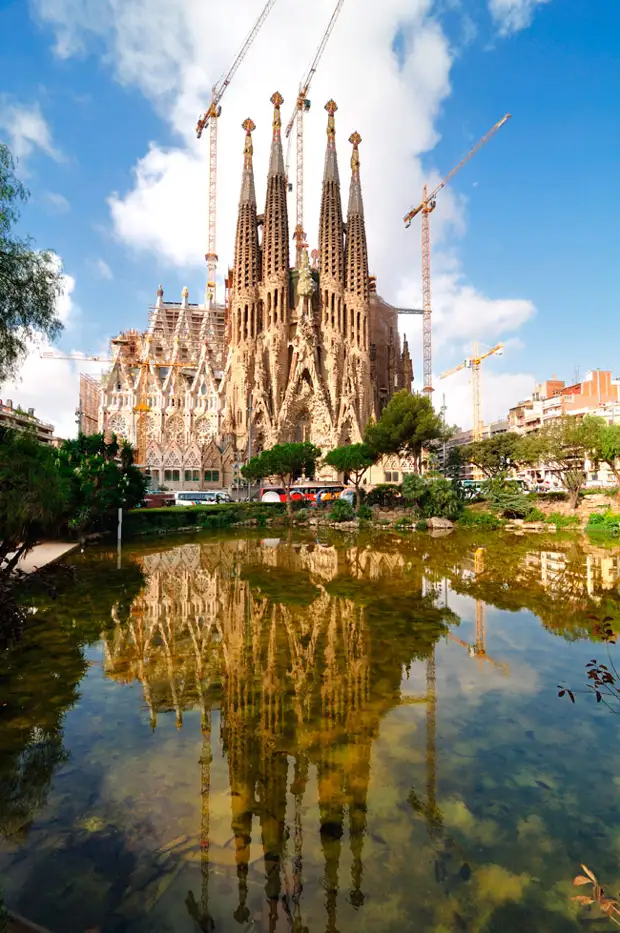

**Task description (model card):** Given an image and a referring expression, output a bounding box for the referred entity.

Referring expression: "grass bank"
[124,502,286,537]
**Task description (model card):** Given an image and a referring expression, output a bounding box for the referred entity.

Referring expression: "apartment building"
[0,398,58,445]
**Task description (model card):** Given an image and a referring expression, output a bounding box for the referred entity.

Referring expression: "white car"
[174,490,231,506]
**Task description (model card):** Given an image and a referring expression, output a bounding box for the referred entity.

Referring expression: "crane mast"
[403,113,511,397]
[440,341,504,441]
[284,0,345,266]
[196,0,278,306]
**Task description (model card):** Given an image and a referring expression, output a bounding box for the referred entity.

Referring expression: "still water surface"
[2,530,620,932]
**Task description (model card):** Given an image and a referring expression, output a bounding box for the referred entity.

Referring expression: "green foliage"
[415,520,429,531]
[242,441,321,514]
[323,442,377,491]
[364,390,444,470]
[459,432,522,478]
[356,503,373,521]
[366,483,403,508]
[519,416,599,508]
[0,143,64,381]
[584,415,620,486]
[123,502,282,536]
[0,428,69,575]
[330,499,355,522]
[402,474,464,520]
[481,478,531,519]
[546,511,580,528]
[457,509,503,530]
[586,510,620,537]
[524,507,545,522]
[294,508,309,523]
[56,433,147,534]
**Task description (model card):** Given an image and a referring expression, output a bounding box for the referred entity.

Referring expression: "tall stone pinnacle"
[263,92,289,280]
[319,100,344,287]
[344,131,369,300]
[233,118,260,294]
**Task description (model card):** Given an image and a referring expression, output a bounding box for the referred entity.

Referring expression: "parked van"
[174,490,231,506]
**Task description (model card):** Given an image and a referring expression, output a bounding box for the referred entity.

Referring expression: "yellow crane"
[284,0,345,267]
[403,113,511,396]
[196,0,278,307]
[440,341,504,441]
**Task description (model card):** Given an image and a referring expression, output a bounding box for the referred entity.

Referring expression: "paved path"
[11,541,79,575]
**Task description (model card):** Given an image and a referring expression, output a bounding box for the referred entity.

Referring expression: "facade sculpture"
[95,94,413,491]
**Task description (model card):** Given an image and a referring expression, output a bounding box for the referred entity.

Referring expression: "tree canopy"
[323,442,377,496]
[584,415,620,485]
[56,433,147,534]
[242,442,321,514]
[0,143,64,381]
[364,391,444,473]
[519,416,599,508]
[0,428,68,575]
[459,432,522,478]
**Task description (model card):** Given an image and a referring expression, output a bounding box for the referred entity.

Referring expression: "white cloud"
[439,366,535,430]
[43,191,71,213]
[488,0,551,36]
[33,0,538,397]
[0,263,106,438]
[92,258,113,279]
[0,97,62,163]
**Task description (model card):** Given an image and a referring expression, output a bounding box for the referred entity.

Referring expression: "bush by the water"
[330,499,355,522]
[546,511,580,528]
[524,506,545,522]
[481,478,531,519]
[124,502,283,536]
[402,474,464,520]
[365,483,403,508]
[457,509,503,530]
[356,503,373,521]
[587,510,620,536]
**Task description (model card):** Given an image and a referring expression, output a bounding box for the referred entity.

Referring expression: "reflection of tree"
[0,557,145,843]
[102,537,457,932]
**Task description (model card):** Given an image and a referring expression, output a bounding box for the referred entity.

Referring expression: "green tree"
[402,474,464,520]
[519,417,599,508]
[365,390,444,473]
[0,428,69,575]
[0,144,64,381]
[241,442,321,517]
[584,415,620,487]
[56,433,147,534]
[459,432,521,479]
[324,442,377,500]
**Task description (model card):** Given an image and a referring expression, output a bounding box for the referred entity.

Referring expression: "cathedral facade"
[93,93,412,491]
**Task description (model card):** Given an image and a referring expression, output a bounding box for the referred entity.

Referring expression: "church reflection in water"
[102,537,455,932]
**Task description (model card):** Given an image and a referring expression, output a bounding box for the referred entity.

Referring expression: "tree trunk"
[284,482,293,519]
[3,540,31,576]
[568,486,580,510]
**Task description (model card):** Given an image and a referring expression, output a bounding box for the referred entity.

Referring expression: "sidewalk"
[11,541,79,575]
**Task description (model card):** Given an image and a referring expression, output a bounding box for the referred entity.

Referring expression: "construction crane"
[448,549,509,676]
[40,348,188,469]
[440,341,504,441]
[403,113,511,397]
[196,0,278,307]
[284,0,345,267]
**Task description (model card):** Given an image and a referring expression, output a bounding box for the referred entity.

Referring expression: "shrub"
[481,478,530,519]
[457,510,503,530]
[294,508,309,524]
[330,499,355,523]
[123,502,285,537]
[415,520,429,531]
[524,507,545,522]
[356,503,372,521]
[394,516,414,530]
[546,511,580,528]
[401,474,464,520]
[586,510,620,536]
[366,483,403,508]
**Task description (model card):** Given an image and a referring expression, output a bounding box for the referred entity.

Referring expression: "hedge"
[123,502,285,537]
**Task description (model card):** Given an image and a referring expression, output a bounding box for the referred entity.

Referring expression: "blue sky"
[1,0,618,435]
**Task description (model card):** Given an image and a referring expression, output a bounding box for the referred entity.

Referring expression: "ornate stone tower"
[318,100,346,417]
[259,92,291,430]
[225,118,261,450]
[341,131,373,440]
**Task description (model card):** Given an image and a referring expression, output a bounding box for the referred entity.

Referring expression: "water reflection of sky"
[1,531,620,933]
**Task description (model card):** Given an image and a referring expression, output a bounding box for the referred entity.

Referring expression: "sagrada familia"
[92,93,413,490]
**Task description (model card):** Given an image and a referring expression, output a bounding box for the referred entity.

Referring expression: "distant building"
[78,373,101,435]
[437,420,510,480]
[0,398,57,445]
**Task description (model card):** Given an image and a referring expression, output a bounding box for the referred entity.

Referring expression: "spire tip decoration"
[270,91,283,137]
[349,131,361,174]
[325,100,338,149]
[242,118,255,167]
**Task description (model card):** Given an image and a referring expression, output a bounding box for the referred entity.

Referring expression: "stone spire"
[232,119,260,300]
[262,92,289,281]
[319,100,345,288]
[344,132,369,302]
[401,335,414,391]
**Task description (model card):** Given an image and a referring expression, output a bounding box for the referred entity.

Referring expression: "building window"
[384,471,400,483]
[204,470,220,482]
[184,470,192,482]
[193,470,200,481]
[164,469,180,482]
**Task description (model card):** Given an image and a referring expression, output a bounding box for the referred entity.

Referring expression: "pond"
[1,529,620,932]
